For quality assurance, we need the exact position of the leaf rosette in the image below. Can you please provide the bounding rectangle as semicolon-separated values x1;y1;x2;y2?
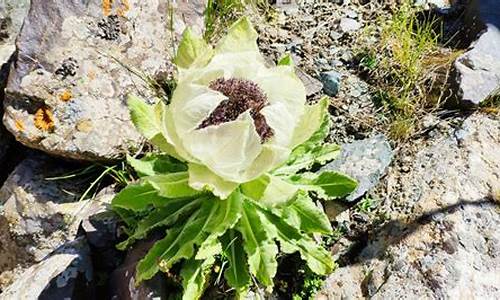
113;17;358;299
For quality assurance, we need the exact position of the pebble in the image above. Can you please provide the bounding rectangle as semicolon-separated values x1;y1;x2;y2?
339;17;361;33
320;70;342;97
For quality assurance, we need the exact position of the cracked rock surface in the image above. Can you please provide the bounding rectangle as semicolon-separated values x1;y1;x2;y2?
319;114;500;299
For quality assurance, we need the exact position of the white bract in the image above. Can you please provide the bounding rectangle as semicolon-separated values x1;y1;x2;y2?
131;18;326;199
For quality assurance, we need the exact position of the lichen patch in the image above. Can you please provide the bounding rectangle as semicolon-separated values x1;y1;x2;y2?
76;120;93;133
34;107;55;132
14;119;25;132
103;0;113;16
117;0;130;17
59;90;73;102
103;0;131;17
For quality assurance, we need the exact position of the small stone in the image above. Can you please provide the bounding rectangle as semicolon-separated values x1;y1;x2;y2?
330;31;343;40
339;18;361;33
320;70;342;97
322;134;394;201
344;9;358;19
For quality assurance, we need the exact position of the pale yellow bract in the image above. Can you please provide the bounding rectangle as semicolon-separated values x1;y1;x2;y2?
156;18;321;199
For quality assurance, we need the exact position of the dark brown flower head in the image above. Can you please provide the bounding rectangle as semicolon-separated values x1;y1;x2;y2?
198;78;274;142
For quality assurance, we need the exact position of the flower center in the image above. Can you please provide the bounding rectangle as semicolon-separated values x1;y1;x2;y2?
198;78;274;142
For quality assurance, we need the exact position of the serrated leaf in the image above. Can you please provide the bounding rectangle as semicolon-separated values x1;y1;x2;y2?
145;172;202;198
288;171;357;200
252;201;335;275
174;27;213;69
116;197;203;250
136;199;220;283
273;143;340;176
111;182;163;211
196;192;243;259
181;257;215;300
241;174;298;207
282;192;332;234
127;154;187;177
220;230;251;296
128;95;162;140
238;200;278;287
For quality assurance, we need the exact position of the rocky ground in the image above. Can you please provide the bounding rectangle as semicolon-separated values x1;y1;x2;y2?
0;0;498;299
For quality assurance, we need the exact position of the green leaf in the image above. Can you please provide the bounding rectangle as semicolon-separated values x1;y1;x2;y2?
241;174;298;207
128;97;181;158
145;172;202;198
111;182;163;211
273;143;340;176
282;192;333;234
180;257;215;300
128;95;162;140
127;154;187;177
174;27;213;69
196;192;243;259
237;200;278;287
220;230;251;296
273;98;340;176
116;197;203;250
253;201;335;275
277;54;294;66
288;171;357;200
136;198;220;283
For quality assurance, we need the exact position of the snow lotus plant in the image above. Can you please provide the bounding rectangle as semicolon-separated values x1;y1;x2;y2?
112;17;357;299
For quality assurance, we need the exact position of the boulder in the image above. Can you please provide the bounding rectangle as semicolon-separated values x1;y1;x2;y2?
0;155;113;289
453;0;500;105
319;114;500;299
1;237;94;300
2;0;206;161
454;25;500;105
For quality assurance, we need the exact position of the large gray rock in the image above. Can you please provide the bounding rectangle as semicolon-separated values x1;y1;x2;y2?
0;155;113;289
0;0;29;65
1;237;94;300
454;25;500;105
318;114;500;299
2;0;205;161
0;0;30;162
454;0;500;105
323;134;393;201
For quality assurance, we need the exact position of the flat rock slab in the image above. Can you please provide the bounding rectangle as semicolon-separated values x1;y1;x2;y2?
454;0;500;106
319;114;500;299
454;25;500;105
1;237;93;300
323;134;393;201
3;0;205;161
0;155;113;289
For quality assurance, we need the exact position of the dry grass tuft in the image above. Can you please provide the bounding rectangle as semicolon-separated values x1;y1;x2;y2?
357;2;462;140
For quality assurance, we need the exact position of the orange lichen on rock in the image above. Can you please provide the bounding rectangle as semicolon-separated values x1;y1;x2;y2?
87;70;96;81
14;119;25;132
59;90;72;102
34;107;55;132
117;0;131;17
76;119;93;133
103;0;113;16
